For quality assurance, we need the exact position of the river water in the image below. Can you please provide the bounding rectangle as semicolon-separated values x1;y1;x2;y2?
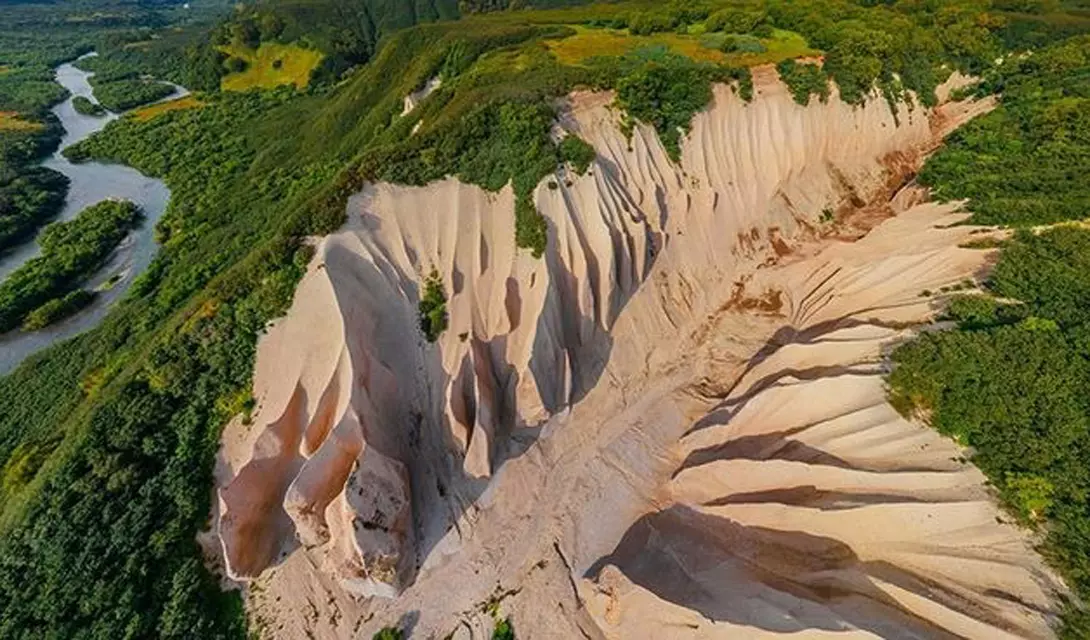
0;54;184;375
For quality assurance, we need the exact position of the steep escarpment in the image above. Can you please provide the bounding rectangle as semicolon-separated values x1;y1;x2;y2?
214;66;1066;638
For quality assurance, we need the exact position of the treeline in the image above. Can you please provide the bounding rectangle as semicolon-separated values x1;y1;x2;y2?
0;110;68;255
612;53;752;160
0;199;141;333
890;228;1090;638
90;77;176;112
0;165;69;254
890;32;1090;639
921;35;1090;227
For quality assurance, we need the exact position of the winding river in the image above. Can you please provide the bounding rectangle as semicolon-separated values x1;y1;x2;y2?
0;54;184;375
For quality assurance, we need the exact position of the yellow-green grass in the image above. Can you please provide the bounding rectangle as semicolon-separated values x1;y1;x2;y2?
0;65;10;75
720;29;821;67
0;111;42;132
130;95;203;121
545;25;819;67
218;42;323;92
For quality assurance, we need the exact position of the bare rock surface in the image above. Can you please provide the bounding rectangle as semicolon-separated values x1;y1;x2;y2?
213;66;1067;639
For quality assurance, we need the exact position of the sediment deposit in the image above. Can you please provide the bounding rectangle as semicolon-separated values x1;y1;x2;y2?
214;65;1066;638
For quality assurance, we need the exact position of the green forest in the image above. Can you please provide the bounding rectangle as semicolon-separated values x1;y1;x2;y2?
0;199;141;333
889;25;1090;636
0;0;1088;637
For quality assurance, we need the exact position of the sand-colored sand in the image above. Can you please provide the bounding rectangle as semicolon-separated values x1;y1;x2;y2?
213;67;1067;639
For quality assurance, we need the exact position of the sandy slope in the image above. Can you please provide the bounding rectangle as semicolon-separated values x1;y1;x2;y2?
213;66;1067;638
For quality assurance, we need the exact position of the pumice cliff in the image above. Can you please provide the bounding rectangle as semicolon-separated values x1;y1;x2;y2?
213;65;1067;639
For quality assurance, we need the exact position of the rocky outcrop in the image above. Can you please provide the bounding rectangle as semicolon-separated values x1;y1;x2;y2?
215;66;1065;638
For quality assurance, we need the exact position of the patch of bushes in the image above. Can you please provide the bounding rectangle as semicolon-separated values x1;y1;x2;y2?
0;199;141;333
72;95;106;116
418;269;448;342
613;54;751;161
558;135;596;175
493;617;515;640
705;7;769;35
776;59;828;105
21;289;96;331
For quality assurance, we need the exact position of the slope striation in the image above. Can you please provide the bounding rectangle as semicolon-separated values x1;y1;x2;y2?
213;66;1065;638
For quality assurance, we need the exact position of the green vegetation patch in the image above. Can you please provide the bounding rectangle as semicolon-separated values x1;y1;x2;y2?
218;42;323;92
90;77;176;112
920;35;1090;227
559;134;596;175
611;52;752;161
72;95;106;116
492;617;516;640
419;269;449;342
0;199;141;333
776;58;828;105
890;227;1090;636
22;289;96;331
0;165;68;253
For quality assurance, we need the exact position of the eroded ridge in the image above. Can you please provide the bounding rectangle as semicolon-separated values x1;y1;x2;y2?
214;66;1064;639
581;207;1061;640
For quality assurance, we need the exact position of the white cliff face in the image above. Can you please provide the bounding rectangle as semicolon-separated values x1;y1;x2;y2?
214;66;1065;639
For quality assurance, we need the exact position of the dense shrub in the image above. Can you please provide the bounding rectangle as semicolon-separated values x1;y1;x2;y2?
418;269;448;342
493;617;516;640
558;135;596;175
0;199;141;332
613;56;748;161
776;58;828;105
0;165;68;253
21;289;96;331
72;96;106;116
920;36;1090;226
705;7;767;34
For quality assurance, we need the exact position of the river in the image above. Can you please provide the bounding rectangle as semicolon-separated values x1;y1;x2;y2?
0;54;184;375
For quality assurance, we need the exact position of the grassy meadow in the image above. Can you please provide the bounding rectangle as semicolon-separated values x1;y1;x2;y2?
544;24;817;66
219;42;323;91
0;111;43;132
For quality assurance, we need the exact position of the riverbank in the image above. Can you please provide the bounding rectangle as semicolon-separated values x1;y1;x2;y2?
0;55;180;375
